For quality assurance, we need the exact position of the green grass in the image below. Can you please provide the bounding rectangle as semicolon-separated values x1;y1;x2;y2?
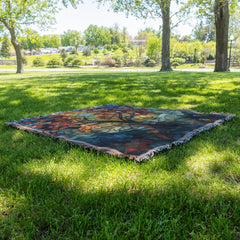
0;71;239;239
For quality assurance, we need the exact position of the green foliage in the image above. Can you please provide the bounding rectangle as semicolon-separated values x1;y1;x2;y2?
47;57;63;68
82;49;91;57
171;62;180;68
112;44;119;51
20;29;42;51
70;48;78;55
33;56;45;67
61;30;83;48
60;49;68;60
135;28;154;42
0;0;59;32
103;49;108;55
64;55;76;66
171;58;186;65
114;49;124;55
146;36;161;62
71;57;83;67
94;58;101;66
41;34;61;48
109;24;121;45
93;48;100;54
112;55;123;67
102;57;116;67
106;44;112;51
122;47;128;53
64;55;83;67
0;37;11;59
144;58;156;67
133;58;144;67
84;25;111;47
193;21;215;42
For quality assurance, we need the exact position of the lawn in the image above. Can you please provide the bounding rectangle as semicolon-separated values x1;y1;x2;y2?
0;71;239;239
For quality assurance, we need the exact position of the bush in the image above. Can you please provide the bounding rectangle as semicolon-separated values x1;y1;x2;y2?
112;55;123;67
106;45;112;51
133;58;143;67
112;44;119;51
93;48;99;54
33;56;45;67
170;58;185;65
47;57;63;68
94;58;101;66
122;47;128;53
102;57;116;67
71;57;83;67
171;62;180;68
82;49;91;57
103;49;108;55
144;58;156;67
64;56;75;66
60;49;68;60
70;48;78;55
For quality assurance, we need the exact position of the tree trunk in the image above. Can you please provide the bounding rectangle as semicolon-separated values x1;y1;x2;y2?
9;27;24;73
214;0;229;72
160;0;172;71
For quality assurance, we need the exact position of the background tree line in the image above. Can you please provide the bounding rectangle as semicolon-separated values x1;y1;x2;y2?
0;0;239;73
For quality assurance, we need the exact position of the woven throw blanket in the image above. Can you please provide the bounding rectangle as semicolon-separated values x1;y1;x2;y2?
5;104;235;162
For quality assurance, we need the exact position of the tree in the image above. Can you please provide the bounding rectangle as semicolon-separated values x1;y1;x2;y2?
61;30;83;49
214;0;229;72
188;0;239;72
134;28;154;44
20;29;42;51
96;0;176;71
84;25;111;47
109;24;121;45
0;0;82;73
1;36;11;59
193;21;215;42
229;5;240;40
146;36;162;63
121;27;129;44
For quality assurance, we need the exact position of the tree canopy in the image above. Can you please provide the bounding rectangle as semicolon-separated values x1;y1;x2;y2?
0;0;82;73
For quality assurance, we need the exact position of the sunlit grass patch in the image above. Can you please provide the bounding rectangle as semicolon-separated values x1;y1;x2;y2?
0;71;239;239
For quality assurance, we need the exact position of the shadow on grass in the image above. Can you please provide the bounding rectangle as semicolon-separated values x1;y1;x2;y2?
0;71;240;239
1;147;240;239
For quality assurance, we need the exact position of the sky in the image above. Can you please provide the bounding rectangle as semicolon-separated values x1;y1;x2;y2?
40;1;195;37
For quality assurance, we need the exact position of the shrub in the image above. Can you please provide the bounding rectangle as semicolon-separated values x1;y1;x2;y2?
47;57;62;68
171;62;180;68
122;47;128;53
64;56;75;66
112;44;119;51
70;48;78;55
71;57;83;67
114;49;124;56
33;56;45;67
103;49;108;55
102;57;116;67
94;48;99;54
82;49;91;57
106;45;112;51
112;55;123;67
133;58;143;67
144;58;156;67
94;58;101;66
60;49;68;60
170;58;185;65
